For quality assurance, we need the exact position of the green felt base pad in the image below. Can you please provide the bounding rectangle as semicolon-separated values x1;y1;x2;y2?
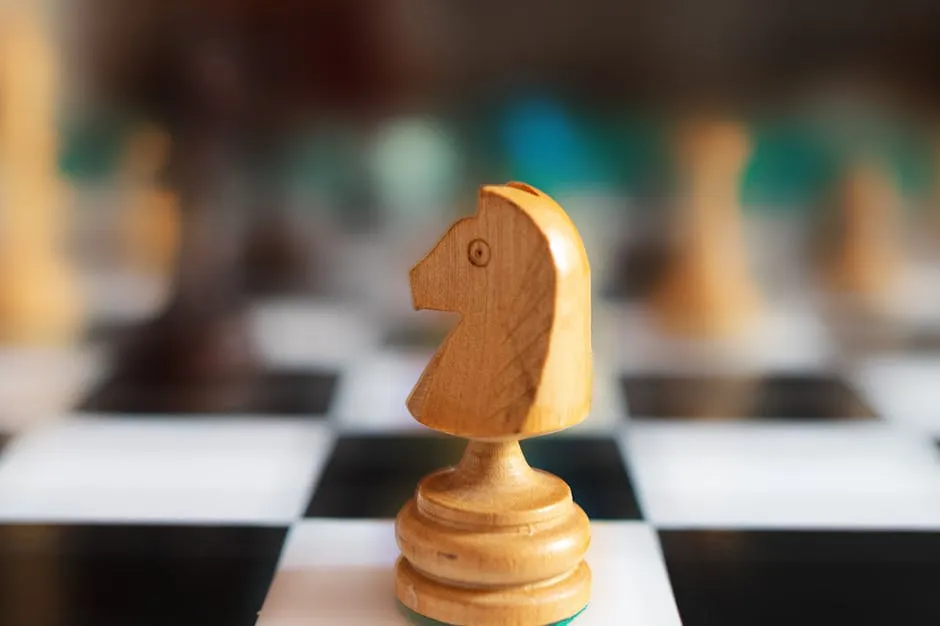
398;601;587;625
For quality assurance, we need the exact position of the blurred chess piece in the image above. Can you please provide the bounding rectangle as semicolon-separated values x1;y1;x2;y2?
243;204;314;296
824;158;904;313
0;8;82;345
652;119;761;337
396;182;592;625
90;27;260;412
242;138;314;296
119;126;180;277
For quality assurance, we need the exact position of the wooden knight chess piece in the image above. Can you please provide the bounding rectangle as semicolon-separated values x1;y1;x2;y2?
395;182;592;626
0;8;82;345
652;119;761;337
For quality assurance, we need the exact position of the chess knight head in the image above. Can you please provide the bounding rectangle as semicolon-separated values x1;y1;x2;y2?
408;182;592;440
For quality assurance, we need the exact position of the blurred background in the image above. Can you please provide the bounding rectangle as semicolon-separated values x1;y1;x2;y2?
0;1;939;422
0;3;939;625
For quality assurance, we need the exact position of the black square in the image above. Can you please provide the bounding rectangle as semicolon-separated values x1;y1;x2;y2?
660;529;940;626
0;523;287;626
621;373;877;420
304;435;642;520
526;436;643;520
79;369;338;416
255;370;339;415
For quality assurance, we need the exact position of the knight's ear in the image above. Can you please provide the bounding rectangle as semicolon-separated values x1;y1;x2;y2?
478;184;523;217
505;181;545;197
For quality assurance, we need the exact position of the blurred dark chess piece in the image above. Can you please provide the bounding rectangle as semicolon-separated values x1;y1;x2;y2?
606;213;672;302
238;125;316;296
243;205;315;297
84;26;262;413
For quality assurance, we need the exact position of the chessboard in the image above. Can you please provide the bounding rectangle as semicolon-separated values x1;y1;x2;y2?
0;223;937;626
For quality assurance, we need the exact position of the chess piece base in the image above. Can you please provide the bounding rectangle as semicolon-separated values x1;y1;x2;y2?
395;441;591;626
396;559;589;626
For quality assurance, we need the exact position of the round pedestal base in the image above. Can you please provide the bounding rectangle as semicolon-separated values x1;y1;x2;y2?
398;600;587;626
396;557;590;626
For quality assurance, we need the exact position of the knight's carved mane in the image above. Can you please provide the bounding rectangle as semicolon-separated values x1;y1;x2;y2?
407;184;592;439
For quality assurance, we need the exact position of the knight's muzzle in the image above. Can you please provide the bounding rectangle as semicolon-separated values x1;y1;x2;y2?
410;261;429;310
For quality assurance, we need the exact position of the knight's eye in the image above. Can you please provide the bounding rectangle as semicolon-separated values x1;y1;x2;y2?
467;239;491;267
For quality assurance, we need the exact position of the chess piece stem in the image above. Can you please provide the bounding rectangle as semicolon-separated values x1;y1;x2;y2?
396;439;591;626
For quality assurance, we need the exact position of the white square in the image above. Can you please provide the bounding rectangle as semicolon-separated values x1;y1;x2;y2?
332;350;428;432
0;417;333;524
624;421;940;529
0;347;104;432
256;520;681;626
853;356;940;435
252;299;381;369
604;299;831;375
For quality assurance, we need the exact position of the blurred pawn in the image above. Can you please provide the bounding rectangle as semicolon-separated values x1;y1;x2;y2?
824;158;904;314
365;116;462;314
119;126;180;278
0;8;82;345
369;116;462;233
652;119;761;338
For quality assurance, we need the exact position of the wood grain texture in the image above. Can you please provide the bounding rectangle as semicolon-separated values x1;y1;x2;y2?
652;119;761;337
407;182;592;440
0;8;82;344
825;159;903;310
396;183;592;625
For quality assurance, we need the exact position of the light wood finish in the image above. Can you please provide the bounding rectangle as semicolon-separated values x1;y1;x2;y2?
407;182;592;439
396;183;592;625
0;8;81;344
652;119;761;337
120;127;180;275
825;159;903;310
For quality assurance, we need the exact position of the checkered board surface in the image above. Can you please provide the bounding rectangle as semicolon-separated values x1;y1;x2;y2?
0;282;938;626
